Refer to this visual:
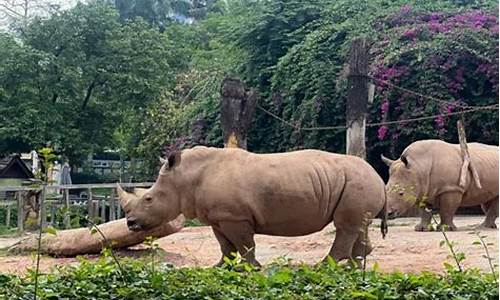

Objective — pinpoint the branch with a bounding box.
[0,3,24,19]
[81,80,96,109]
[457,119,482,189]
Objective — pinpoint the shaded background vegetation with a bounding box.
[0,0,498,180]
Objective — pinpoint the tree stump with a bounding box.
[346,38,371,159]
[220,77,259,149]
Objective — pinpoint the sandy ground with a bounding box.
[0,216,497,275]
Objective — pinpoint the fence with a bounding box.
[0,182,153,234]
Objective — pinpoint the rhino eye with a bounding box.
[144,196,153,203]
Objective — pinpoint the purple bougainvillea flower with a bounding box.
[435,115,445,128]
[381,100,390,115]
[377,125,388,140]
[402,27,420,40]
[400,5,412,14]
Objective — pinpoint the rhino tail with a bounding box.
[377,188,389,239]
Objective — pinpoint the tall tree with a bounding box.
[0,2,174,161]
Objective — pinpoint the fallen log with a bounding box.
[9,215,185,257]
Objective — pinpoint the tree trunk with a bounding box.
[346,38,370,159]
[220,77,259,149]
[9,215,185,257]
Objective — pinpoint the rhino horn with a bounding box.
[381,154,395,167]
[159,157,168,165]
[116,183,129,208]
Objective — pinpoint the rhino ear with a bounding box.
[159,151,182,175]
[381,154,395,167]
[401,155,409,167]
[168,151,182,169]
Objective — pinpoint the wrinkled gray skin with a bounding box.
[117,146,387,267]
[383,140,498,231]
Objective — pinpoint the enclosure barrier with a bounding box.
[0,182,154,235]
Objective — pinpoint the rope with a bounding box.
[367,75,471,108]
[366,104,498,127]
[257,103,498,132]
[257,105,347,131]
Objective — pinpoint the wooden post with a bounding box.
[346,38,371,159]
[50,205,56,225]
[17,192,24,234]
[457,119,482,189]
[100,198,106,223]
[6,204,11,227]
[220,77,259,149]
[110,189,116,221]
[116,189,122,219]
[87,188,93,219]
[38,186,46,229]
[64,188,71,229]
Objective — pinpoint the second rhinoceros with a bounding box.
[382,139,498,231]
[117,146,387,266]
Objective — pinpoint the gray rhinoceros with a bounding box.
[382,139,498,231]
[117,146,388,266]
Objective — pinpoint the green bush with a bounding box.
[0,256,497,299]
[0,207,17,229]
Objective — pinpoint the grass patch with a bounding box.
[184,218,203,227]
[0,255,497,299]
[0,225,17,237]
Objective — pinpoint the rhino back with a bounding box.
[462,143,499,205]
[189,149,384,236]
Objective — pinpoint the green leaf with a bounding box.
[351,291,378,300]
[43,226,57,236]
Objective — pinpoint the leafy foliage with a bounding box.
[0,2,174,163]
[0,256,497,299]
[145,0,497,179]
[0,0,498,179]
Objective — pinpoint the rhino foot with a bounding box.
[414,223,433,232]
[477,222,497,229]
[437,223,457,231]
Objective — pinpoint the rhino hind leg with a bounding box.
[436,192,461,231]
[414,208,433,232]
[479,197,498,229]
[212,226,238,267]
[351,233,373,259]
[217,221,261,267]
[323,228,358,263]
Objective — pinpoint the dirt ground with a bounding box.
[0,216,497,275]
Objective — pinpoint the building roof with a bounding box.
[0,155,34,179]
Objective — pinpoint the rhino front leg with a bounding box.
[218,221,261,267]
[212,226,237,267]
[479,197,498,229]
[437,192,461,231]
[414,208,433,231]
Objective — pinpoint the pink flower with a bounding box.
[400,5,411,14]
[402,27,420,40]
[435,115,445,128]
[377,126,388,140]
[381,100,390,115]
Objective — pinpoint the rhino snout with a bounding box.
[387,210,398,220]
[126,217,142,231]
